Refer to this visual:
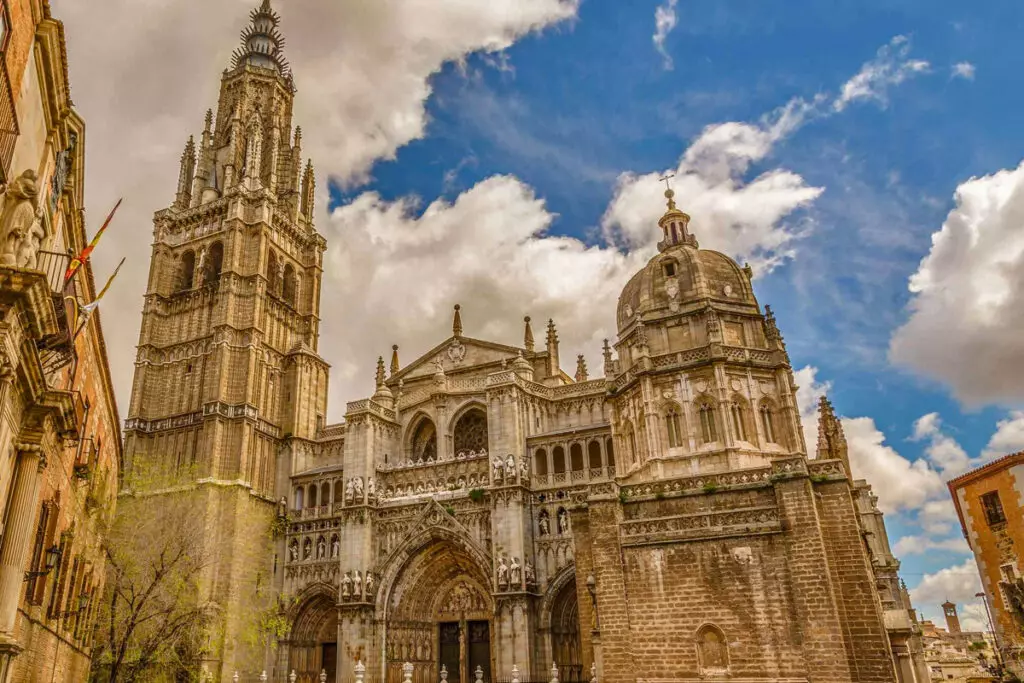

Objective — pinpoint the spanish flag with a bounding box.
[64,198,123,287]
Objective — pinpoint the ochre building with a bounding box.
[0,0,122,681]
[950,452,1024,679]
[122,2,927,682]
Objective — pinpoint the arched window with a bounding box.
[553,446,567,474]
[588,441,602,469]
[570,443,584,472]
[730,398,748,442]
[697,400,718,445]
[283,263,297,305]
[203,241,224,285]
[697,625,729,672]
[320,482,330,507]
[333,480,343,505]
[410,418,438,461]
[179,251,195,291]
[662,258,678,278]
[453,408,488,455]
[760,401,778,444]
[666,406,684,448]
[606,438,615,469]
[267,250,279,295]
[293,487,303,511]
[308,484,318,508]
[534,448,549,477]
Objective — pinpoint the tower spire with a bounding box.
[816,396,851,475]
[390,345,400,376]
[575,355,589,383]
[523,316,535,352]
[231,0,291,79]
[453,305,463,338]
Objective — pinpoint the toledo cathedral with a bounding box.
[123,2,930,683]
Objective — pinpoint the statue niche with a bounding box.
[697,624,729,672]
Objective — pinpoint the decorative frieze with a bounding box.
[620,505,781,546]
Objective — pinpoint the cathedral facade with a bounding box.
[123,2,928,682]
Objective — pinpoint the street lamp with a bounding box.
[976,591,1004,674]
[23,545,61,581]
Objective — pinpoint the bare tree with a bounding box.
[91,469,218,683]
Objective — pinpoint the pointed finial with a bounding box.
[551,662,560,683]
[546,319,558,345]
[575,354,588,383]
[816,395,849,470]
[204,109,213,133]
[375,356,386,387]
[453,304,463,337]
[524,316,535,352]
[390,345,400,375]
[294,126,303,146]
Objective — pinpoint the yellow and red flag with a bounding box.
[64,198,123,287]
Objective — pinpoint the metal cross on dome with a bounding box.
[659,172,675,191]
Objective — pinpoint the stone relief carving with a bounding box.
[0,170,45,269]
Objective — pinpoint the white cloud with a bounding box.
[952,62,977,81]
[890,159,1024,406]
[893,534,970,556]
[910,559,988,631]
[919,498,961,536]
[911,412,973,476]
[653,0,679,70]
[56,0,579,409]
[842,416,946,514]
[834,35,930,111]
[984,411,1024,459]
[793,365,831,455]
[601,98,826,273]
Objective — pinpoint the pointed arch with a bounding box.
[179,250,195,291]
[759,398,781,446]
[694,397,718,446]
[203,241,223,285]
[406,413,438,462]
[534,448,549,477]
[664,402,685,449]
[283,262,297,305]
[729,394,753,443]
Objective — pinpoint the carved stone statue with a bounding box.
[539,511,550,536]
[0,170,41,267]
[354,476,364,500]
[288,541,298,562]
[15,210,44,269]
[365,571,375,595]
[520,459,528,479]
[345,478,355,501]
[303,539,312,560]
[367,478,376,499]
[331,537,340,558]
[492,457,504,482]
[558,509,570,535]
[497,556,509,587]
[510,556,522,586]
[341,571,353,597]
[353,570,363,597]
[316,537,326,559]
[525,560,536,585]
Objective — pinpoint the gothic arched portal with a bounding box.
[550,578,583,682]
[380,532,493,683]
[287,586,338,683]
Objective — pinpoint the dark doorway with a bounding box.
[468,621,490,681]
[322,643,337,681]
[439,622,461,682]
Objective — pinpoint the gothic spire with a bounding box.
[602,339,615,377]
[523,316,535,352]
[453,305,463,337]
[575,355,589,383]
[816,396,851,474]
[175,136,196,209]
[390,345,400,375]
[375,356,386,387]
[231,0,291,79]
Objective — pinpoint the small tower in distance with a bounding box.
[943,601,962,634]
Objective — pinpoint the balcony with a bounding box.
[0,51,18,183]
[34,250,76,377]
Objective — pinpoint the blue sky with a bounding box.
[325,0,1024,626]
[61,0,1024,632]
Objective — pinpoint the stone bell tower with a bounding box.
[122,0,328,677]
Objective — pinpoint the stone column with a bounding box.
[0,444,43,634]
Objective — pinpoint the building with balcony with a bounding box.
[950,452,1024,680]
[0,0,121,680]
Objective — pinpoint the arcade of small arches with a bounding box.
[616,395,789,469]
[291,477,345,514]
[176,240,224,291]
[531,438,615,485]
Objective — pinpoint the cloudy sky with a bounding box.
[55,0,1024,630]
